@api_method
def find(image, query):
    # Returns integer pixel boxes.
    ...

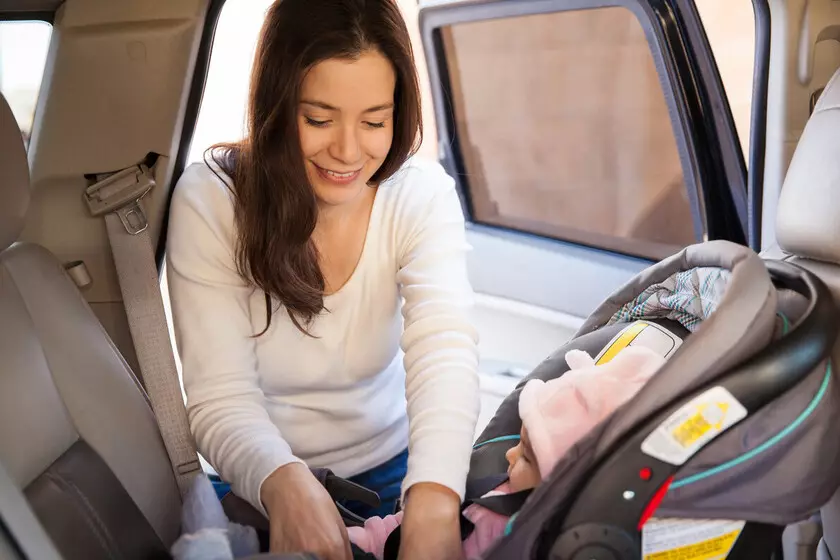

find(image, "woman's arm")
[396,163,481,504]
[166,165,299,515]
[394,163,480,560]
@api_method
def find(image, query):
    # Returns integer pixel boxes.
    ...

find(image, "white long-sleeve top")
[166,158,481,515]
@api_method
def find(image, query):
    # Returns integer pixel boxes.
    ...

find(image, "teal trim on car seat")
[777,311,791,335]
[504,512,519,536]
[473,434,520,450]
[671,362,832,490]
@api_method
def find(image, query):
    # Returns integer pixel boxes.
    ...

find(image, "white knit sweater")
[166,158,480,514]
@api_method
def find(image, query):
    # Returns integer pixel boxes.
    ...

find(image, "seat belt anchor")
[84,164,155,235]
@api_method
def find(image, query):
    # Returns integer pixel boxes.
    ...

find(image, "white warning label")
[641,386,747,466]
[642,518,745,560]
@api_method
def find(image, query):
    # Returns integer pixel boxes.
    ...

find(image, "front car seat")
[771,66,840,559]
[0,92,182,557]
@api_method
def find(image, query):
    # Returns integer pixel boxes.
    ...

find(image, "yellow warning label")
[643,529,740,560]
[642,519,744,560]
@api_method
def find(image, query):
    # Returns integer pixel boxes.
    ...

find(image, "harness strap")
[379,475,531,559]
[465,473,509,502]
[470,489,533,516]
[381,512,477,560]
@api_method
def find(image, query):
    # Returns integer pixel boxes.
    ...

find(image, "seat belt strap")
[84,161,201,497]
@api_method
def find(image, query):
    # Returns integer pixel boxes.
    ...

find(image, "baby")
[348,345,666,560]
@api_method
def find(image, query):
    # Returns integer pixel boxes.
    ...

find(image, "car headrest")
[0,92,30,252]
[776,68,840,265]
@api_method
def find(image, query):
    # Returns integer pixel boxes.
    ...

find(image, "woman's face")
[298,49,396,208]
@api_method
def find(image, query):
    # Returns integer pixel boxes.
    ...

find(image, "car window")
[0,21,52,149]
[438,7,696,259]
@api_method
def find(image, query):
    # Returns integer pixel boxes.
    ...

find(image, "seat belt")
[84,159,201,498]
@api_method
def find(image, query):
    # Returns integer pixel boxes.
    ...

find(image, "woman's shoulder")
[376,157,460,222]
[379,157,456,206]
[173,160,235,210]
[171,161,237,225]
[168,160,237,244]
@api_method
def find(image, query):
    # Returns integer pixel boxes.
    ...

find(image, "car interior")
[2,0,840,558]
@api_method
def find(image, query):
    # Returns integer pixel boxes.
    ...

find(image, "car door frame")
[417,0,750,317]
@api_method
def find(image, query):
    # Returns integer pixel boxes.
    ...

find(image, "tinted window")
[439,7,696,259]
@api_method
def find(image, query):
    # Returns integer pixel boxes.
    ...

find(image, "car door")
[416,0,750,326]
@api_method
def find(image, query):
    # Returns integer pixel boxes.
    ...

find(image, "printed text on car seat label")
[642,518,744,560]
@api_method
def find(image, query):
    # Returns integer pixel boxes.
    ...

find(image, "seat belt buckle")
[84,164,155,235]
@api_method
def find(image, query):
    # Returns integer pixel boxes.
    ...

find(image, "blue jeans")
[209,449,409,519]
[342,448,408,519]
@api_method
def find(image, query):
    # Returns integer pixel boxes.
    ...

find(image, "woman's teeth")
[325,169,356,178]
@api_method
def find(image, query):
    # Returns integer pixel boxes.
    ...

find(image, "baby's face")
[505,426,541,493]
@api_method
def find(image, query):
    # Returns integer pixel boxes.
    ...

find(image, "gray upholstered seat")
[0,91,182,558]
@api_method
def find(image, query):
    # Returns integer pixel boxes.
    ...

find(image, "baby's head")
[505,346,666,492]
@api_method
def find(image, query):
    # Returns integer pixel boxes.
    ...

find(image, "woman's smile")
[312,162,362,185]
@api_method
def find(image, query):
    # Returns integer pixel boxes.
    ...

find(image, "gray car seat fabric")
[774,66,840,560]
[0,92,182,557]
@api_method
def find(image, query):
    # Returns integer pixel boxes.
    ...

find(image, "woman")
[166,1,480,559]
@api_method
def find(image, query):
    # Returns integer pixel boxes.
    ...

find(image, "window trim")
[0,12,54,24]
[419,0,748,260]
[673,0,751,247]
[746,0,771,251]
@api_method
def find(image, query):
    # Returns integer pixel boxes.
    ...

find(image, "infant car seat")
[468,240,840,560]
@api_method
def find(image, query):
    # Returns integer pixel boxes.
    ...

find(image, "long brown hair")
[208,0,422,335]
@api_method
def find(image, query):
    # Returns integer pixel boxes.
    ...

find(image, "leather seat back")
[774,66,840,559]
[0,93,182,558]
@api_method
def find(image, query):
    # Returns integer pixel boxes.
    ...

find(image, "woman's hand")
[260,463,352,560]
[398,483,464,560]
